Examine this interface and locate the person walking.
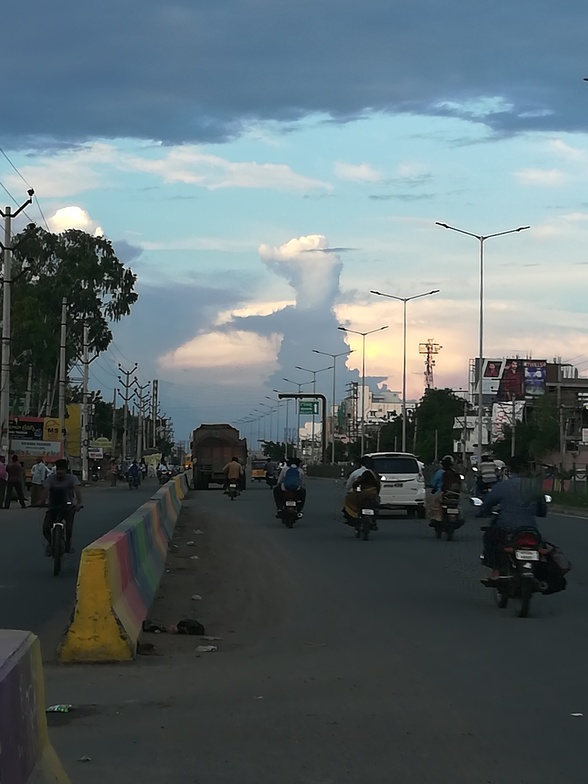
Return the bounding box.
[4,455,27,509]
[30,457,49,507]
[0,457,7,507]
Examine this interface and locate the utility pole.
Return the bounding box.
[110,389,117,458]
[58,297,68,459]
[118,363,137,463]
[81,324,90,482]
[511,394,517,458]
[134,380,150,461]
[0,191,34,451]
[24,363,33,416]
[151,379,159,449]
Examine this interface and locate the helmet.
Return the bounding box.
[441,454,454,468]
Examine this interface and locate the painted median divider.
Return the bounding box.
[59,473,191,663]
[0,630,70,783]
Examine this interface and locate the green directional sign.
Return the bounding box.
[299,401,319,415]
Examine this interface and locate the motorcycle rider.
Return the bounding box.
[428,455,460,525]
[223,457,244,493]
[343,456,381,528]
[479,455,546,582]
[477,453,499,495]
[127,460,141,486]
[39,458,83,554]
[265,458,278,486]
[274,457,306,517]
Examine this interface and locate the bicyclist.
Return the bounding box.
[38,459,83,555]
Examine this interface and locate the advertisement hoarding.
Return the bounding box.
[496,359,525,401]
[475,359,505,397]
[523,360,547,397]
[491,401,525,441]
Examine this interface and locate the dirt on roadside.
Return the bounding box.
[137,492,297,659]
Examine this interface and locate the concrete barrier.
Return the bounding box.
[0,630,70,783]
[58,473,190,663]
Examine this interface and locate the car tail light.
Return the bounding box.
[417,471,425,484]
[514,532,540,549]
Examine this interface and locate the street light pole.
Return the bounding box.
[295,365,332,462]
[312,348,354,463]
[337,325,388,456]
[283,377,314,457]
[436,221,530,460]
[371,289,440,452]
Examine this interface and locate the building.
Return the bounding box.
[339,385,417,438]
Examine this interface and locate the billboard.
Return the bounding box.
[475,359,505,396]
[9,416,62,459]
[496,359,525,401]
[523,360,547,397]
[492,401,525,441]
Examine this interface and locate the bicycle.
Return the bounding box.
[47,502,82,576]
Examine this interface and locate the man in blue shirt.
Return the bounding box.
[480,456,545,580]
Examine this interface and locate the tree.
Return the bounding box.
[413,388,465,463]
[492,393,559,464]
[10,225,138,411]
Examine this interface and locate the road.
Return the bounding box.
[0,479,159,659]
[46,477,588,783]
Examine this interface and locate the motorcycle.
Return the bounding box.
[158,469,171,485]
[228,482,240,501]
[432,490,463,541]
[265,473,277,489]
[472,495,562,617]
[354,503,377,541]
[128,473,140,489]
[279,490,302,528]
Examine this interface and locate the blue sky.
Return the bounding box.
[2,1,588,441]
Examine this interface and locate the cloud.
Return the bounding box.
[125,148,331,192]
[47,206,103,236]
[515,168,567,186]
[3,1,588,146]
[160,330,282,372]
[334,162,382,182]
[259,235,343,310]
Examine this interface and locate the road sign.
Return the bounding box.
[298,401,318,415]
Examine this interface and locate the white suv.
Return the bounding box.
[365,452,426,517]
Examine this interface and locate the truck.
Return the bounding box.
[190,424,248,490]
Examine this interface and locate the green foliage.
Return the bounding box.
[10,225,138,397]
[492,393,560,463]
[414,388,466,463]
[261,441,288,461]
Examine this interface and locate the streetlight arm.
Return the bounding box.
[435,222,482,240]
[371,290,439,302]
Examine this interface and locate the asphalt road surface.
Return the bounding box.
[47,477,588,784]
[0,479,159,659]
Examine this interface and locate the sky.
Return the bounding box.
[2,0,588,443]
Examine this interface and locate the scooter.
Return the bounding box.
[432,490,463,541]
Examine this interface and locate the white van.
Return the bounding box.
[364,452,426,517]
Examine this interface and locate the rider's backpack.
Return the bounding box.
[283,466,301,491]
[441,469,461,494]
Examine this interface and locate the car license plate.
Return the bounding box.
[361,508,375,516]
[393,482,403,488]
[515,550,539,561]
[285,501,297,507]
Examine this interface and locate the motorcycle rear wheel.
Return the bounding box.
[517,579,533,618]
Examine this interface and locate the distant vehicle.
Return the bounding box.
[191,424,247,490]
[251,459,267,482]
[364,452,426,518]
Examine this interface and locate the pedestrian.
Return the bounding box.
[30,456,49,507]
[0,456,7,507]
[5,454,27,509]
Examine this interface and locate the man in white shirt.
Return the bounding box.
[30,457,49,507]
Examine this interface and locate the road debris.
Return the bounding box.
[77,756,93,763]
[46,704,73,713]
[196,645,218,653]
[191,594,203,601]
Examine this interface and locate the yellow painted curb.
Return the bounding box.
[58,547,133,663]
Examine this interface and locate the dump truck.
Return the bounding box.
[190,424,248,490]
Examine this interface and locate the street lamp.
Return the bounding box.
[436,220,530,460]
[265,396,280,443]
[273,389,290,456]
[283,377,314,456]
[312,348,354,463]
[295,365,333,462]
[370,289,440,452]
[337,325,388,456]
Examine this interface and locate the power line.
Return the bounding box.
[0,145,46,229]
